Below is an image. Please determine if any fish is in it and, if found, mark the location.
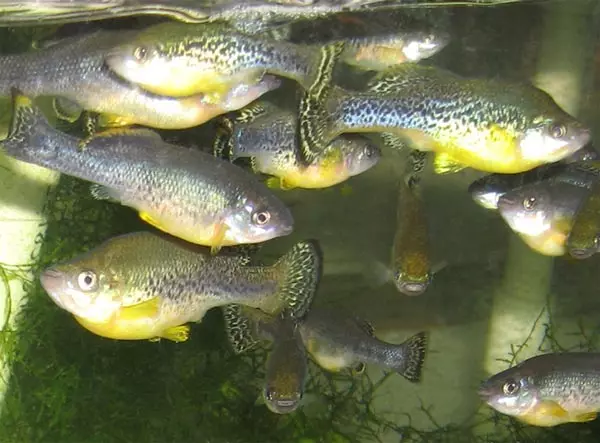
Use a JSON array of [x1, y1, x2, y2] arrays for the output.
[[298, 307, 428, 382], [0, 30, 279, 129], [217, 101, 380, 190], [2, 90, 294, 252], [468, 147, 599, 211], [468, 163, 569, 211], [567, 180, 600, 259], [297, 63, 590, 173], [495, 163, 600, 256], [104, 21, 323, 100], [479, 352, 600, 427], [39, 231, 322, 342], [223, 305, 310, 414], [268, 10, 449, 71], [390, 176, 434, 296]]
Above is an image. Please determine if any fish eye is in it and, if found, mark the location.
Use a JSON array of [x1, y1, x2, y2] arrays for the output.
[[265, 389, 275, 401], [252, 210, 271, 226], [502, 379, 520, 396], [549, 123, 567, 139], [77, 270, 97, 292], [133, 46, 149, 62], [522, 196, 537, 210]]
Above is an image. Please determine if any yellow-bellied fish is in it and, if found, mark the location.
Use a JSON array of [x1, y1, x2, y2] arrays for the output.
[[298, 63, 590, 173], [0, 30, 278, 129], [217, 101, 380, 190], [104, 22, 323, 100], [2, 91, 293, 252], [269, 10, 449, 71], [223, 305, 310, 414], [299, 307, 428, 381], [40, 231, 321, 342], [496, 163, 600, 256], [479, 352, 600, 427]]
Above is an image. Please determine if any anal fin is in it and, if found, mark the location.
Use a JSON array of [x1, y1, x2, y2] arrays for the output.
[[161, 324, 190, 343]]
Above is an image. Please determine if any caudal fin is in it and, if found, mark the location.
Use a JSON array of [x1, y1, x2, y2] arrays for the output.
[[394, 331, 428, 382], [298, 42, 345, 166], [276, 240, 323, 320], [2, 88, 54, 157], [222, 304, 261, 354]]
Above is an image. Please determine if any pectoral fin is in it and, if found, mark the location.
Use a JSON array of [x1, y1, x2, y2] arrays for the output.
[[161, 324, 190, 343], [433, 153, 467, 175], [210, 223, 229, 255], [574, 411, 597, 423], [96, 113, 136, 129], [52, 97, 82, 123]]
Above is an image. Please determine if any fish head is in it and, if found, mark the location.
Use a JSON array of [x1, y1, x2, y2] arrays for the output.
[[225, 194, 294, 244], [263, 379, 303, 415], [402, 30, 450, 62], [479, 367, 540, 418], [40, 261, 121, 324], [105, 42, 176, 95], [468, 174, 516, 210], [393, 270, 432, 296], [334, 136, 381, 177], [519, 115, 591, 165], [497, 184, 557, 237], [220, 75, 282, 112]]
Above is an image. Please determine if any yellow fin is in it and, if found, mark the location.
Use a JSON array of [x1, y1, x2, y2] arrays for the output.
[[279, 179, 296, 191], [139, 211, 166, 232], [79, 127, 160, 150], [120, 297, 161, 320], [574, 411, 597, 423], [210, 223, 228, 255], [161, 324, 190, 343], [52, 97, 82, 123], [433, 153, 467, 175], [350, 362, 366, 376], [265, 177, 282, 189], [97, 113, 136, 128]]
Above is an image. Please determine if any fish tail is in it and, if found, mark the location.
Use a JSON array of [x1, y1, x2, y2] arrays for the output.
[[3, 88, 53, 155], [213, 116, 234, 161], [393, 331, 428, 382], [298, 42, 345, 165], [221, 304, 261, 354], [275, 240, 323, 320]]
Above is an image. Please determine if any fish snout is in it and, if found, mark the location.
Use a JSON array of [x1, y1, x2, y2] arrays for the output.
[[40, 269, 68, 309]]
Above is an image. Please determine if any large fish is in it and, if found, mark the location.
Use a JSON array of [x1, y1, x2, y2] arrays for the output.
[[2, 90, 294, 252]]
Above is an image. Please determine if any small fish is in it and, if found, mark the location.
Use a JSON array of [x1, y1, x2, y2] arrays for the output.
[[496, 164, 600, 256], [297, 63, 590, 173], [468, 147, 599, 211], [390, 176, 434, 296], [468, 163, 568, 211], [479, 352, 600, 427], [223, 305, 309, 414], [220, 101, 380, 190], [39, 231, 322, 342], [298, 307, 428, 382], [567, 180, 600, 259], [104, 21, 322, 100], [269, 10, 449, 71], [2, 91, 293, 252], [0, 30, 278, 129]]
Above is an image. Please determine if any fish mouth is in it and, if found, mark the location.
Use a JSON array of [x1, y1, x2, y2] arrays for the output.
[[397, 281, 428, 296], [267, 399, 300, 414], [39, 269, 67, 310], [477, 383, 495, 401]]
